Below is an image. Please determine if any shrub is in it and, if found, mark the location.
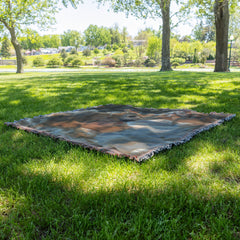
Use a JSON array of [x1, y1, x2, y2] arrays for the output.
[[123, 53, 130, 67], [71, 57, 83, 67], [200, 56, 207, 64], [47, 57, 62, 68], [122, 47, 128, 53], [126, 60, 134, 67], [103, 49, 108, 55], [106, 45, 112, 51], [114, 49, 124, 55], [94, 48, 99, 54], [171, 62, 180, 68], [60, 49, 68, 60], [22, 56, 28, 65], [112, 44, 119, 51], [33, 56, 45, 67], [70, 48, 78, 55], [129, 43, 134, 50], [94, 58, 101, 66], [170, 58, 185, 65], [133, 58, 143, 67], [112, 55, 123, 67], [147, 36, 161, 62], [144, 58, 156, 67], [82, 49, 91, 57], [64, 56, 75, 66], [102, 57, 116, 67]]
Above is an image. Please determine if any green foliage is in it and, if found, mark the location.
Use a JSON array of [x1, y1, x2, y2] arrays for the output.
[[94, 58, 101, 66], [109, 24, 121, 45], [229, 5, 240, 41], [135, 28, 154, 42], [112, 55, 123, 67], [0, 0, 60, 32], [103, 49, 108, 55], [231, 42, 240, 62], [64, 55, 83, 67], [33, 56, 45, 67], [0, 37, 11, 59], [133, 58, 144, 67], [193, 49, 199, 64], [112, 44, 119, 51], [171, 39, 216, 62], [170, 58, 186, 65], [40, 34, 61, 48], [146, 36, 161, 63], [71, 57, 83, 67], [93, 48, 100, 54], [70, 48, 78, 55], [144, 58, 156, 67], [61, 30, 83, 49], [47, 57, 63, 68], [114, 49, 124, 55], [22, 56, 28, 65], [106, 44, 112, 51], [19, 29, 42, 51], [123, 53, 131, 66], [122, 47, 128, 53], [82, 49, 91, 57], [121, 27, 128, 44], [193, 21, 215, 42], [135, 45, 146, 59], [64, 55, 76, 66], [60, 49, 68, 60], [84, 25, 111, 47], [171, 62, 180, 68]]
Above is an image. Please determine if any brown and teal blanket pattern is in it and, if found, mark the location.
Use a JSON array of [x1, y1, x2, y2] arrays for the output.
[[5, 105, 235, 162]]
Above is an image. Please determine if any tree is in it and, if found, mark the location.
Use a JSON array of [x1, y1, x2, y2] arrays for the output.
[[84, 25, 111, 47], [0, 0, 60, 73], [134, 28, 154, 45], [188, 0, 239, 72], [214, 0, 229, 71], [61, 30, 83, 49], [121, 27, 129, 44], [96, 0, 177, 71], [0, 0, 82, 73], [193, 21, 215, 42], [159, 0, 172, 71], [1, 36, 11, 59], [146, 36, 162, 63], [20, 29, 42, 51], [229, 5, 240, 40], [40, 34, 61, 48], [109, 24, 121, 45]]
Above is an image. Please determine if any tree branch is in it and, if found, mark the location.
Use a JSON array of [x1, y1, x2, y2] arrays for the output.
[[0, 17, 11, 30]]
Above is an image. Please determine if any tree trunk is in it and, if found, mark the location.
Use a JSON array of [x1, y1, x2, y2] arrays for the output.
[[160, 0, 172, 71], [9, 27, 24, 73], [214, 0, 229, 72]]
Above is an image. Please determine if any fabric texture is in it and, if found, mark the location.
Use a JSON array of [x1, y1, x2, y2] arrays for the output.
[[5, 104, 235, 162]]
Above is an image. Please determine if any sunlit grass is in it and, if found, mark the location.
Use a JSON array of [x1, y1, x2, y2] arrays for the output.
[[0, 71, 239, 239]]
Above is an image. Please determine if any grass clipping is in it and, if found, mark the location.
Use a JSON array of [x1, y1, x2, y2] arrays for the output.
[[5, 104, 235, 162]]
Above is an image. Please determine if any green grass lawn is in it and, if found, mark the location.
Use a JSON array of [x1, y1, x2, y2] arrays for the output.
[[0, 71, 239, 239]]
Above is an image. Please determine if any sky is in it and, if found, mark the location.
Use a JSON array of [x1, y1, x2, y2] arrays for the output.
[[40, 1, 195, 37]]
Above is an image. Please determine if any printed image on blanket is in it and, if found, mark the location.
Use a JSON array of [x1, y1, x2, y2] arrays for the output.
[[5, 104, 235, 162]]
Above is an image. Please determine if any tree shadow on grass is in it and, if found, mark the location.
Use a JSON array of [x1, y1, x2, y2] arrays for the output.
[[1, 71, 239, 168], [0, 71, 240, 239], [1, 141, 240, 239]]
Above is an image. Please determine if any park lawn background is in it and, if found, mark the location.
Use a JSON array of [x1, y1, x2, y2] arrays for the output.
[[0, 71, 239, 239]]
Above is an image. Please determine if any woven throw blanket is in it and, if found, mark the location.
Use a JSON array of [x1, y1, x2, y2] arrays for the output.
[[5, 104, 235, 162]]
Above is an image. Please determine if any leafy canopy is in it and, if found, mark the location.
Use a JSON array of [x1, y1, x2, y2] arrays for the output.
[[0, 0, 60, 31]]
